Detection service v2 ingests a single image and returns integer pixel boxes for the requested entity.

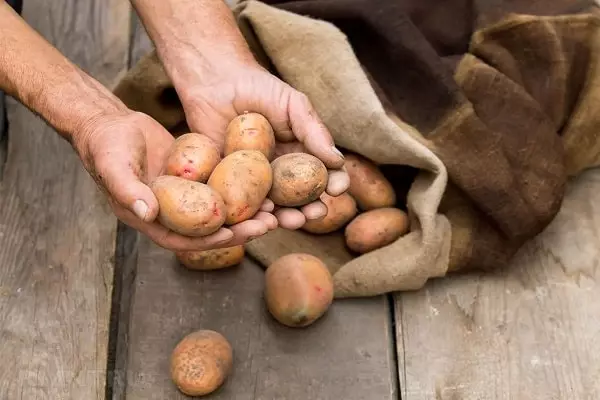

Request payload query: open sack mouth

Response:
[112,0,600,298]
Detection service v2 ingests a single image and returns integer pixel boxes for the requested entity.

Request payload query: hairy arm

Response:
[130,0,257,88]
[0,1,127,144]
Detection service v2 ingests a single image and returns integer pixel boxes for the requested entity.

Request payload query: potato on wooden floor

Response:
[344,207,409,254]
[224,112,276,160]
[164,133,221,183]
[176,245,245,270]
[269,153,328,207]
[264,253,334,328]
[207,150,273,225]
[150,175,226,237]
[344,153,396,210]
[302,192,357,234]
[170,330,233,397]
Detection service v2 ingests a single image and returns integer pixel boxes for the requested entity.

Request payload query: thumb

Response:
[94,151,160,223]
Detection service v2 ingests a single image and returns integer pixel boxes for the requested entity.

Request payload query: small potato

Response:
[264,253,333,328]
[208,150,273,225]
[164,133,221,183]
[269,153,328,207]
[302,193,357,234]
[150,175,226,237]
[170,330,233,397]
[344,153,396,210]
[344,208,409,254]
[224,112,276,160]
[176,245,245,270]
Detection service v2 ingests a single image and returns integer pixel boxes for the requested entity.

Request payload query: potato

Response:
[207,150,273,225]
[344,153,396,210]
[176,245,245,270]
[224,112,276,160]
[164,133,221,183]
[269,153,328,207]
[264,253,334,328]
[170,330,233,397]
[150,175,226,237]
[344,208,409,254]
[302,192,357,234]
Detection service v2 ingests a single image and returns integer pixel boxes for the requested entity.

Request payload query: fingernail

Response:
[132,200,149,221]
[331,145,345,160]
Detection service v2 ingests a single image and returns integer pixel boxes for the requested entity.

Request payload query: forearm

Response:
[0,2,127,143]
[130,0,257,87]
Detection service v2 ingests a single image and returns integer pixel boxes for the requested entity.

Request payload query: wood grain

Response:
[395,167,600,400]
[0,0,130,398]
[124,238,397,400]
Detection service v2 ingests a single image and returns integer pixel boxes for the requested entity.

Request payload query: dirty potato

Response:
[224,112,276,160]
[264,253,334,328]
[170,330,233,396]
[269,153,328,207]
[150,175,226,237]
[207,150,273,225]
[176,245,245,270]
[344,207,409,253]
[163,133,221,183]
[344,153,396,210]
[302,192,357,234]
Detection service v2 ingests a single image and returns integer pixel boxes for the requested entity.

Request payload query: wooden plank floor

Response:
[0,0,130,399]
[395,167,600,400]
[3,1,600,400]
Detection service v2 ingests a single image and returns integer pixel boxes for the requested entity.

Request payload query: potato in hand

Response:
[224,112,276,161]
[163,133,221,183]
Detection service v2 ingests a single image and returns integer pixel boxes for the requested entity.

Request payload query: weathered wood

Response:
[124,237,398,400]
[0,0,130,399]
[395,167,600,400]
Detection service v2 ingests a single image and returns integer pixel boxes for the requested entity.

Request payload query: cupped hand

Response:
[73,110,276,252]
[176,63,350,230]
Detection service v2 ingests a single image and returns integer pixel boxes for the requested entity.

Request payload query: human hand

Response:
[73,110,275,251]
[174,62,350,230]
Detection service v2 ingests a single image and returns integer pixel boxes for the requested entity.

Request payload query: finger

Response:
[93,148,159,224]
[287,91,345,169]
[112,202,236,252]
[227,219,270,244]
[274,141,306,158]
[274,208,306,230]
[301,201,327,220]
[326,167,350,196]
[260,198,275,213]
[253,211,279,230]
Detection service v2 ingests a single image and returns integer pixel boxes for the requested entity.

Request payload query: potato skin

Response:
[344,153,396,210]
[176,245,245,270]
[164,133,221,183]
[264,253,334,328]
[344,208,409,254]
[269,153,328,207]
[224,112,276,160]
[302,192,357,234]
[170,330,233,397]
[150,175,226,237]
[207,150,273,225]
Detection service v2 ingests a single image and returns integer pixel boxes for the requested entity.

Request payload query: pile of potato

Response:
[158,112,410,397]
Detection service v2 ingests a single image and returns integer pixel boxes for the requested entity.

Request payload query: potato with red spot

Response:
[224,112,276,160]
[269,153,328,207]
[344,153,396,210]
[170,330,233,396]
[150,175,226,237]
[207,150,273,225]
[163,133,221,183]
[176,245,245,270]
[264,253,334,328]
[344,208,409,254]
[302,192,357,234]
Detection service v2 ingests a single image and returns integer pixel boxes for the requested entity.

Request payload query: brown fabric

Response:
[262,0,600,272]
[112,0,600,297]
